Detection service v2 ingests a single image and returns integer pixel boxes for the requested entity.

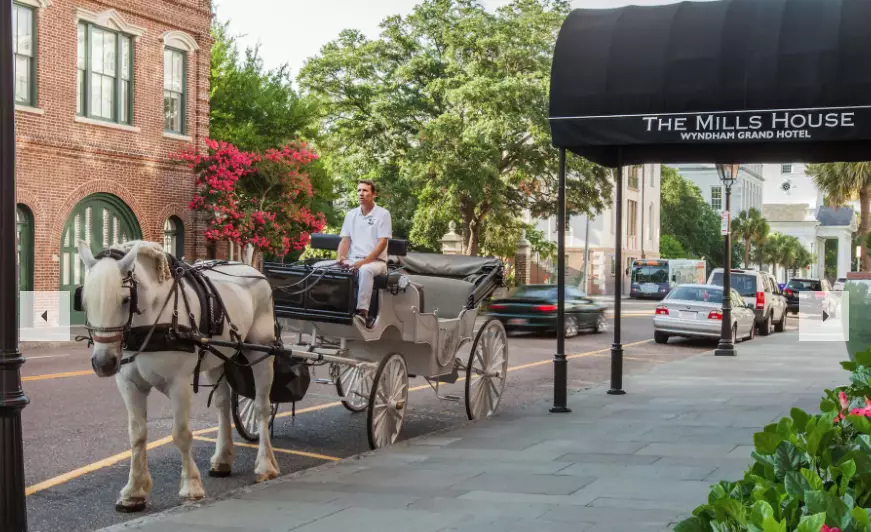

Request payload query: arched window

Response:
[163,216,184,259]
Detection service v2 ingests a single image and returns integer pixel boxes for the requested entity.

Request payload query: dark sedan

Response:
[485,284,607,337]
[784,278,832,315]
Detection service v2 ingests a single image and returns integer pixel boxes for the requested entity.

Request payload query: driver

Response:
[330,179,392,324]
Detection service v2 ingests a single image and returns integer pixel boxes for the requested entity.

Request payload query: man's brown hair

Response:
[358,179,376,194]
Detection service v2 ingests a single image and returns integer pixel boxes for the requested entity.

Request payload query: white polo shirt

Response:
[340,204,392,261]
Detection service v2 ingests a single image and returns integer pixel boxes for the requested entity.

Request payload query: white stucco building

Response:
[761,163,856,281]
[524,164,662,295]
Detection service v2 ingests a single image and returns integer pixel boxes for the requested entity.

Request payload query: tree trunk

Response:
[744,238,751,269]
[465,222,481,256]
[861,185,870,271]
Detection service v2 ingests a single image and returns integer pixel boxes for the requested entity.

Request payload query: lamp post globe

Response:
[715,163,741,357]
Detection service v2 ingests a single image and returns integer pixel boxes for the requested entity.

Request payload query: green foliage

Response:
[209,17,338,227]
[660,234,688,259]
[298,0,612,255]
[660,167,746,269]
[675,347,871,532]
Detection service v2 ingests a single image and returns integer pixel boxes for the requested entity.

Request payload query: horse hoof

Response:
[115,499,146,513]
[208,466,232,478]
[255,471,279,483]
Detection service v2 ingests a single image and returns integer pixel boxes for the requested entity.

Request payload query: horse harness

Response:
[75,250,270,391]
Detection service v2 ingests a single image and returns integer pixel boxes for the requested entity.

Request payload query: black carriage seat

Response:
[308,233,409,321]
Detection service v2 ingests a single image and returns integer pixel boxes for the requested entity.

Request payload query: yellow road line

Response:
[194,436,340,462]
[24,338,654,496]
[25,436,174,496]
[23,370,93,382]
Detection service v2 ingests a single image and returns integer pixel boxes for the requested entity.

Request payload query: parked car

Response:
[707,268,788,335]
[833,277,847,291]
[783,277,834,315]
[653,284,756,344]
[486,284,607,337]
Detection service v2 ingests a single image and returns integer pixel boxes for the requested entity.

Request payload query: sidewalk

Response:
[101,332,847,532]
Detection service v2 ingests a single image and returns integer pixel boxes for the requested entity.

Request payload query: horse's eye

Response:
[122,296,130,306]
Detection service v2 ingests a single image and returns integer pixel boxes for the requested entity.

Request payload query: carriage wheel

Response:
[335,364,372,413]
[366,353,409,450]
[465,318,509,421]
[231,391,279,442]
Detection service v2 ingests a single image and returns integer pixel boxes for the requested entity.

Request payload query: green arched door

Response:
[17,205,34,327]
[60,194,141,324]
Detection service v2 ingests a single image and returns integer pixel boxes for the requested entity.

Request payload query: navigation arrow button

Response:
[41,311,48,322]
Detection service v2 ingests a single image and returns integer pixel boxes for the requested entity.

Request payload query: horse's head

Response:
[78,241,143,376]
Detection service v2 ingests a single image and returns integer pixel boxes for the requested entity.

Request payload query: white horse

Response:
[77,239,280,512]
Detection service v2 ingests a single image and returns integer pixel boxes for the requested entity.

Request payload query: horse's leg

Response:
[115,370,153,512]
[169,375,205,501]
[246,316,280,483]
[206,365,234,477]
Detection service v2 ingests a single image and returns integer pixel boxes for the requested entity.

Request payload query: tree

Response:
[807,162,871,271]
[660,166,727,266]
[731,208,767,268]
[298,0,612,255]
[172,140,326,263]
[659,235,687,259]
[209,18,338,227]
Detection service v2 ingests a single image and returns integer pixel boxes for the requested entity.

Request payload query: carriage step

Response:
[441,394,461,402]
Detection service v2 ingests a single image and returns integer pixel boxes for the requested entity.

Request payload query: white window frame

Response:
[711,186,723,211]
[161,31,198,139]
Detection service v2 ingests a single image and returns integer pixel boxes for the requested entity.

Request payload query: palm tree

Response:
[731,208,767,268]
[807,162,871,271]
[752,215,770,270]
[731,211,752,268]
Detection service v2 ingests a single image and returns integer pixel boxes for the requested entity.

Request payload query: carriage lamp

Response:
[715,163,741,357]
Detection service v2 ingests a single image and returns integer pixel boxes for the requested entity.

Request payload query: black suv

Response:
[783,278,833,315]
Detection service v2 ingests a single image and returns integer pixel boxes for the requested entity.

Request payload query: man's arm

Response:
[353,238,387,269]
[337,236,351,263]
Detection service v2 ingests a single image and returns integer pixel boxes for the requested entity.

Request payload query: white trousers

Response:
[313,259,388,311]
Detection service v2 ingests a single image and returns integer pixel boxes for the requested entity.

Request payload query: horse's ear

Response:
[117,243,140,273]
[77,241,97,270]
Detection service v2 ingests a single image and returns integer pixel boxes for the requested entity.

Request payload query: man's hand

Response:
[350,259,370,270]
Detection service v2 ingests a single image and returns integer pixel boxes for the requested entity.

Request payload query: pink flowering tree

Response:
[172,139,326,264]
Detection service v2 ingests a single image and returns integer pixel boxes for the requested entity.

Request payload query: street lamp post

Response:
[715,163,740,357]
[1,0,30,529]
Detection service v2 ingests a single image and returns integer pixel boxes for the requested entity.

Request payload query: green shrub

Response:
[675,349,871,532]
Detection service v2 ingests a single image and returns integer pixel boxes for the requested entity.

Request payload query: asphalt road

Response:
[17,300,785,532]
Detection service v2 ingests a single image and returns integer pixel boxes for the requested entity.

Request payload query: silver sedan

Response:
[653,283,756,344]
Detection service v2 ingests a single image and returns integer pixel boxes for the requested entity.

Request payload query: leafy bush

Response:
[675,349,871,532]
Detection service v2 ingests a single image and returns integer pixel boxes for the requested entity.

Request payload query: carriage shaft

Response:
[193,336,364,367]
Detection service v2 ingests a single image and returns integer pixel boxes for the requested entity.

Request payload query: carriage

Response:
[220,233,509,449]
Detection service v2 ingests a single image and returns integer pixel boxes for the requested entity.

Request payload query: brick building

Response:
[12,0,213,323]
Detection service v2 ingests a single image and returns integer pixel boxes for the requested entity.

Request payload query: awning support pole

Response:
[551,147,571,413]
[608,151,625,396]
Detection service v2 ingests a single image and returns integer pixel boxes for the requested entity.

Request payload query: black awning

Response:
[549,0,871,167]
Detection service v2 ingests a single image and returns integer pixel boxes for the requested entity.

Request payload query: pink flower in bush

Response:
[822,525,842,532]
[835,391,850,422]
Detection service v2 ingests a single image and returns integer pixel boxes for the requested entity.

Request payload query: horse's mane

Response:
[109,240,173,283]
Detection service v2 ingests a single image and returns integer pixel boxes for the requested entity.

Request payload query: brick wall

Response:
[14,0,213,292]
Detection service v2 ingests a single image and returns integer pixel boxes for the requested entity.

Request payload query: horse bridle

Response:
[76,249,142,346]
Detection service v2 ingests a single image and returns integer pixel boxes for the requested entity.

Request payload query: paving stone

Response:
[290,506,463,532]
[557,462,716,481]
[554,452,661,465]
[634,442,738,458]
[725,445,756,459]
[165,500,349,530]
[523,439,649,455]
[444,436,546,450]
[570,478,713,505]
[588,496,703,513]
[539,504,684,526]
[450,472,597,495]
[407,496,555,519]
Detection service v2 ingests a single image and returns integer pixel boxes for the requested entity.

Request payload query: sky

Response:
[212,0,709,81]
